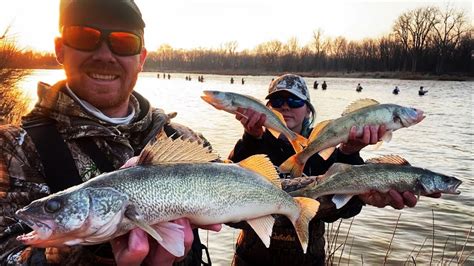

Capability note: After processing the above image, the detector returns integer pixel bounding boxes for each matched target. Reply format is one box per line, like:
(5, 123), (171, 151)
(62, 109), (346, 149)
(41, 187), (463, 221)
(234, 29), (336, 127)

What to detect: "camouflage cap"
(265, 74), (311, 102)
(59, 0), (145, 30)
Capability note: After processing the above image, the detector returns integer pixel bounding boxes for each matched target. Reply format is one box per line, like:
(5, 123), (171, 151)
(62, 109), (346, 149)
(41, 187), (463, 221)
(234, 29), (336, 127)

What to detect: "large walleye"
(280, 99), (425, 177)
(201, 90), (307, 153)
(15, 135), (319, 256)
(290, 155), (462, 209)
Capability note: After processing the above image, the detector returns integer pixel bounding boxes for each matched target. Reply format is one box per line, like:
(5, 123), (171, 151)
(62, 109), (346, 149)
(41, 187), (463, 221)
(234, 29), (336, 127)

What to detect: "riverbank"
(19, 67), (474, 81)
(146, 69), (474, 81)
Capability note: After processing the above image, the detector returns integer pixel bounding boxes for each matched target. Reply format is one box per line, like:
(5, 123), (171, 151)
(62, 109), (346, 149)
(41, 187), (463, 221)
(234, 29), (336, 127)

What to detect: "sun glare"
(1, 0), (60, 53)
(1, 0), (471, 53)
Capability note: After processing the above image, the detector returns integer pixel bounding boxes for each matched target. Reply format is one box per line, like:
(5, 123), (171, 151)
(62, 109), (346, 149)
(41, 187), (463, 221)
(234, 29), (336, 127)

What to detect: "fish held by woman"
(289, 155), (462, 209)
(201, 90), (307, 153)
(15, 135), (319, 256)
(279, 99), (425, 177)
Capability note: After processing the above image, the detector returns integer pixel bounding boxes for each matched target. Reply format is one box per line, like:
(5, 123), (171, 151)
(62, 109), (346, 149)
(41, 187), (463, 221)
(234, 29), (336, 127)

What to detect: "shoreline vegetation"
(143, 69), (474, 82)
(2, 5), (472, 83)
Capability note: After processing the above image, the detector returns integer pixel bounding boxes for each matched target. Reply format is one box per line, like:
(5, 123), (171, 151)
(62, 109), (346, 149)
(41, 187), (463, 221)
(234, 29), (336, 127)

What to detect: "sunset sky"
(0, 0), (471, 53)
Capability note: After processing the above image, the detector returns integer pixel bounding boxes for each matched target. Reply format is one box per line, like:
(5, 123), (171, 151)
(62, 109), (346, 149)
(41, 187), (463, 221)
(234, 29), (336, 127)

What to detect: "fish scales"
(86, 163), (296, 226)
(15, 136), (320, 255)
(280, 101), (425, 177)
(291, 162), (462, 205)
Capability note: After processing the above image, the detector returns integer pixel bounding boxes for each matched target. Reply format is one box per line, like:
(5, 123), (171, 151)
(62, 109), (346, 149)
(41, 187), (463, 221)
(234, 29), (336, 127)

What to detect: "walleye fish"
(15, 135), (319, 256)
(290, 155), (462, 209)
(279, 99), (425, 177)
(201, 90), (307, 153)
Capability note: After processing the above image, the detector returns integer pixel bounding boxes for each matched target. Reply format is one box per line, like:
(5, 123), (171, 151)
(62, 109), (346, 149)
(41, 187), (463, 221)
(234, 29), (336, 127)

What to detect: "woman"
(228, 74), (418, 266)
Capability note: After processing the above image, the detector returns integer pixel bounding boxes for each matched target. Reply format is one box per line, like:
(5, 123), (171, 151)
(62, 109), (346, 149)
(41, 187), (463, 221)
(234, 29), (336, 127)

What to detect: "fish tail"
(292, 197), (320, 253)
(279, 154), (304, 178)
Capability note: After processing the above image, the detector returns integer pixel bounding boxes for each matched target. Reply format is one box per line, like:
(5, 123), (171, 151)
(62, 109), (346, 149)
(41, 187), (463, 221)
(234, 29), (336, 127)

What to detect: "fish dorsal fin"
(138, 134), (219, 165)
(267, 109), (286, 139)
(341, 99), (380, 116)
(308, 120), (332, 142)
(365, 155), (411, 165)
(238, 154), (281, 189)
(324, 163), (352, 178)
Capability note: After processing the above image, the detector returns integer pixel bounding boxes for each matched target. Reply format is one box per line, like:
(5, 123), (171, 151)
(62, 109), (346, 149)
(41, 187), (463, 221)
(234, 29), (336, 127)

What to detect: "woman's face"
(268, 92), (310, 134)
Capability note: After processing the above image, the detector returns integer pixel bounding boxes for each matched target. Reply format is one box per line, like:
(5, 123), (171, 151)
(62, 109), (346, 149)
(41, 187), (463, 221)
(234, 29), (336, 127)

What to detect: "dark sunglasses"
(269, 97), (306, 108)
(62, 26), (142, 56)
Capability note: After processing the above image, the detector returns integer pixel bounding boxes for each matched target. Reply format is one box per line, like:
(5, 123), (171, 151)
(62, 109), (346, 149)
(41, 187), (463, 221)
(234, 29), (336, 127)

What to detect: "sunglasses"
(269, 97), (306, 108)
(62, 26), (142, 56)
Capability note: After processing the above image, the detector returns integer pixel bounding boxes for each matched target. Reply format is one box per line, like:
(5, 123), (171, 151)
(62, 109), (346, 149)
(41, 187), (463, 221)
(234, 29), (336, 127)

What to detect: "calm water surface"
(19, 70), (473, 265)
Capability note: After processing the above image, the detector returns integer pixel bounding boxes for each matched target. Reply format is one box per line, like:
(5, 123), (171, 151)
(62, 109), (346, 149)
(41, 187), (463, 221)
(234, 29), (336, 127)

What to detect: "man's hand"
(339, 125), (387, 155)
(359, 190), (442, 209)
(235, 107), (266, 138)
(110, 219), (222, 266)
(110, 228), (149, 266)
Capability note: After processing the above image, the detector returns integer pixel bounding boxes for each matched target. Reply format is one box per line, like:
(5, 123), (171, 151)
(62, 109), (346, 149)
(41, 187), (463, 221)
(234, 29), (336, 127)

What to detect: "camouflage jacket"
(0, 80), (209, 265)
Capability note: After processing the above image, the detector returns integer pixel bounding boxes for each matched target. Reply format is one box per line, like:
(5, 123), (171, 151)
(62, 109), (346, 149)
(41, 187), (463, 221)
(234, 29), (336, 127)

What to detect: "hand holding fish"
(110, 228), (150, 266)
(235, 107), (266, 138)
(111, 218), (221, 265)
(339, 125), (387, 155)
(359, 190), (417, 209)
(359, 190), (442, 209)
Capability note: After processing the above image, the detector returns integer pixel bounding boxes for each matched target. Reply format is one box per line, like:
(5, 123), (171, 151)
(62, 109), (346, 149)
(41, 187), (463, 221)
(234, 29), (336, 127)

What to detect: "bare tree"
(311, 29), (324, 56)
(432, 5), (469, 73)
(394, 7), (438, 72)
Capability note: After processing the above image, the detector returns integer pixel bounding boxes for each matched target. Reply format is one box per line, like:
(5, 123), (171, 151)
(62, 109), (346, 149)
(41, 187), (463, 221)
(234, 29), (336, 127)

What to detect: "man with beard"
(0, 0), (220, 265)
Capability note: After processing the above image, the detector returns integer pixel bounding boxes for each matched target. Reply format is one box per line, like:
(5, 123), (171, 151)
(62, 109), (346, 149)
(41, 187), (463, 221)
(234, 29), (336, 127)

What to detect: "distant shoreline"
(30, 67), (474, 81)
(146, 69), (474, 81)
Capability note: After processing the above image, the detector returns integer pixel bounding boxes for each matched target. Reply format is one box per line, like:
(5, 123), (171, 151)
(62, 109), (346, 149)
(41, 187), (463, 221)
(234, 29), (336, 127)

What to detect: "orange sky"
(0, 0), (471, 53)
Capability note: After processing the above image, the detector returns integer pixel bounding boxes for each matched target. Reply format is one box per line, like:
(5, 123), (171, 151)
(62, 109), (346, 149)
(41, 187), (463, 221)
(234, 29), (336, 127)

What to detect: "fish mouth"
(16, 222), (54, 245)
(15, 212), (54, 241)
(451, 180), (462, 194)
(417, 111), (426, 123)
(201, 95), (220, 108)
(201, 91), (225, 110)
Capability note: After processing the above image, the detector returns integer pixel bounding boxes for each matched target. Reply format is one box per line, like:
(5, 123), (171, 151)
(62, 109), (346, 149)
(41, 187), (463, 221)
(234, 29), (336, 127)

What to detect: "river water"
(19, 70), (473, 265)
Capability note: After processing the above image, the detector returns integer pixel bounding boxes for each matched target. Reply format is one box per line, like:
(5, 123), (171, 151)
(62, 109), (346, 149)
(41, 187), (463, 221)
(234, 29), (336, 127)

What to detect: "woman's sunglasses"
(62, 26), (142, 56)
(268, 97), (306, 108)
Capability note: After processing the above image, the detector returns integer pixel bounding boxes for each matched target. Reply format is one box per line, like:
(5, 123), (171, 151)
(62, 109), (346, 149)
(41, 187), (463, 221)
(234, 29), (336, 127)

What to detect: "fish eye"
(44, 199), (62, 213)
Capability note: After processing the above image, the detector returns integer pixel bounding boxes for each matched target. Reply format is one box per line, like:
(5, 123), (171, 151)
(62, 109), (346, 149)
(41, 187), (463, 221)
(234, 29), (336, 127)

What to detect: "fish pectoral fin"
(125, 205), (163, 242)
(246, 215), (275, 248)
(151, 222), (186, 257)
(331, 194), (354, 209)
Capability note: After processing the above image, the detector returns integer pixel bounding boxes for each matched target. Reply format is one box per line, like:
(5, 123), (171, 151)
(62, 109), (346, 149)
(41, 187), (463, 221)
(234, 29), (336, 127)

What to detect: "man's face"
(55, 16), (147, 116)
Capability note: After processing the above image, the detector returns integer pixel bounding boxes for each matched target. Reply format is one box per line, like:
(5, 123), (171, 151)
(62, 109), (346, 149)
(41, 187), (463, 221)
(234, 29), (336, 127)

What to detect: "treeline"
(3, 5), (474, 75)
(145, 6), (472, 75)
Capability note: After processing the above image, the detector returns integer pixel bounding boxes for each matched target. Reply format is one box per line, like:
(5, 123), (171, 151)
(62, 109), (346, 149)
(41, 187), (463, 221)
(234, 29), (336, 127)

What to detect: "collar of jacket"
(22, 80), (171, 149)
